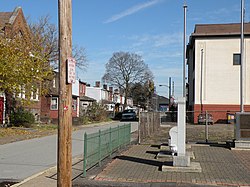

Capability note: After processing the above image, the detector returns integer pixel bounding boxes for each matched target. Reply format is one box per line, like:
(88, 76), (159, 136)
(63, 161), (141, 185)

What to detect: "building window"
(233, 54), (241, 65)
(80, 85), (83, 94)
(53, 78), (56, 88)
(72, 99), (77, 111)
(51, 97), (58, 110)
(31, 88), (39, 101)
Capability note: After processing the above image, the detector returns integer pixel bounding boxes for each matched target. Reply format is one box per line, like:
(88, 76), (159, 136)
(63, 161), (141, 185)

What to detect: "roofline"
(188, 32), (250, 48)
(9, 7), (22, 25)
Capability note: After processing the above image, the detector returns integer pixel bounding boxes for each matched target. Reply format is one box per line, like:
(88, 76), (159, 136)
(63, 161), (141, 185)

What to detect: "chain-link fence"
(160, 110), (237, 125)
(159, 110), (236, 143)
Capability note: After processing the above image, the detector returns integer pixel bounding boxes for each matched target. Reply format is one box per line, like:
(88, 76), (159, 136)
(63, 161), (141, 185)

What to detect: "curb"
(10, 166), (57, 187)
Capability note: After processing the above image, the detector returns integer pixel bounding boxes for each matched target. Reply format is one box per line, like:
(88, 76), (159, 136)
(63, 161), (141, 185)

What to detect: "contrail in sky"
(104, 0), (162, 24)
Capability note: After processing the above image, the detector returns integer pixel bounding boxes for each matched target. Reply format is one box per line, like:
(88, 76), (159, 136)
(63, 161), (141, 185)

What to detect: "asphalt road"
(0, 121), (138, 181)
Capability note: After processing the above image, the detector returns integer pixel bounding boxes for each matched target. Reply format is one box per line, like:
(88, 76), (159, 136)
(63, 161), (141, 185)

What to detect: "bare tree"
(102, 51), (153, 109)
(29, 15), (87, 70)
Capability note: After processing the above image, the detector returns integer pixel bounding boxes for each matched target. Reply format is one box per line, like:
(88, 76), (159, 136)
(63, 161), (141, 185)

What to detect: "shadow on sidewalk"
(115, 155), (172, 170)
(196, 141), (231, 149)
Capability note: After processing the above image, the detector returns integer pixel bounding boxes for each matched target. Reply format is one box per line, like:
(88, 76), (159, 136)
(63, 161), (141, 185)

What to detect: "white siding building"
(187, 23), (250, 123)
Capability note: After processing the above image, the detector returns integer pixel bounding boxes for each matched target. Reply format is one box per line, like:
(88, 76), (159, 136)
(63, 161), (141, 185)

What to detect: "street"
(0, 121), (138, 181)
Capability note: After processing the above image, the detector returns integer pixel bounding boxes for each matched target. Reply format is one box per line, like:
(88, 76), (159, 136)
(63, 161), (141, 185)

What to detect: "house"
(0, 7), (36, 124)
(79, 80), (95, 113)
(158, 95), (169, 112)
(85, 81), (115, 111)
(40, 71), (80, 123)
(187, 23), (250, 123)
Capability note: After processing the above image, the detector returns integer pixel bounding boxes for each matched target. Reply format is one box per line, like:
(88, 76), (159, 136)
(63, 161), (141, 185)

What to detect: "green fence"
(83, 123), (131, 177)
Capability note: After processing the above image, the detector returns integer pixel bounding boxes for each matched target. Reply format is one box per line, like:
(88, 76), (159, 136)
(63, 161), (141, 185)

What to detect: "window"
(80, 85), (83, 93)
(31, 88), (39, 100)
(233, 54), (241, 65)
(72, 99), (77, 111)
(52, 78), (56, 88)
(51, 97), (58, 110)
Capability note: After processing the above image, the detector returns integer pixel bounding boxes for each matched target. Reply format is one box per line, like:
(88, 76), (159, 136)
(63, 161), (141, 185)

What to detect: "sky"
(1, 0), (250, 99)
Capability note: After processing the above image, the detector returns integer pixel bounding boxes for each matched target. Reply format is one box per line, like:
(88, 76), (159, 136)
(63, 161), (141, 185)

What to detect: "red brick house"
(0, 7), (41, 124)
(40, 71), (81, 124)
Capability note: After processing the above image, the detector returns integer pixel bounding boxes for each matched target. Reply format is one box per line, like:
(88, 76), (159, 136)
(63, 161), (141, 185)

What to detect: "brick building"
(0, 7), (40, 124)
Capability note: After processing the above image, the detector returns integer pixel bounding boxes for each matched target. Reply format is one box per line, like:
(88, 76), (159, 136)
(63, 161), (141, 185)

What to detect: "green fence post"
(83, 132), (87, 177)
(98, 129), (101, 166)
(129, 123), (131, 144)
(118, 125), (120, 150)
(109, 127), (112, 157)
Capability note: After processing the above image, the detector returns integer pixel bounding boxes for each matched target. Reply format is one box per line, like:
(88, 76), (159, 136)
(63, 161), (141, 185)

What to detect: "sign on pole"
(67, 57), (76, 84)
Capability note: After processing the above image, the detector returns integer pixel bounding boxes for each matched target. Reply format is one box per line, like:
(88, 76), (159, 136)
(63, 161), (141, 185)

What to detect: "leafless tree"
(102, 51), (153, 109)
(29, 15), (87, 70)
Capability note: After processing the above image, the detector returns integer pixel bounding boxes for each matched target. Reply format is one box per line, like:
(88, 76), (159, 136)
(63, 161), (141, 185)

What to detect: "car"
(121, 109), (137, 121)
(198, 113), (214, 125)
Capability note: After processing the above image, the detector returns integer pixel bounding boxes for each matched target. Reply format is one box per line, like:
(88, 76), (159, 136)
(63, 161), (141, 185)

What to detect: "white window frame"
(51, 97), (58, 110)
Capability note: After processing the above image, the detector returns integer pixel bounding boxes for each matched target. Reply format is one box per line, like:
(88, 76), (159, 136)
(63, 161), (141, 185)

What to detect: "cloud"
(104, 0), (162, 24)
(126, 32), (182, 48)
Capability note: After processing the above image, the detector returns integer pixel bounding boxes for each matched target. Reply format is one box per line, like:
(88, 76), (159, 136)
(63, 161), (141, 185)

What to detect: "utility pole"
(240, 0), (245, 112)
(169, 77), (172, 101)
(58, 0), (73, 186)
(200, 49), (204, 113)
(183, 2), (187, 98)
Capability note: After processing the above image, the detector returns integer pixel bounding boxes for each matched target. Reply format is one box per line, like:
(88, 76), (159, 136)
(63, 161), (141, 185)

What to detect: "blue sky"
(1, 0), (249, 98)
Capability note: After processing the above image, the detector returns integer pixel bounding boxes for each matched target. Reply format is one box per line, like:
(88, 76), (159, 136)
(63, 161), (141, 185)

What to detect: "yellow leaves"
(0, 127), (31, 137)
(0, 36), (53, 100)
(0, 125), (58, 144)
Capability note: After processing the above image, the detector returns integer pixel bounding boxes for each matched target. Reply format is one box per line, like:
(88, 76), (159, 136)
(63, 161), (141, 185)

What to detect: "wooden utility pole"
(58, 0), (73, 186)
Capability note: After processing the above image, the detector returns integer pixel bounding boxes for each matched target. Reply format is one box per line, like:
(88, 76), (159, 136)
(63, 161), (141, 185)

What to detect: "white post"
(177, 97), (186, 156)
(173, 96), (190, 167)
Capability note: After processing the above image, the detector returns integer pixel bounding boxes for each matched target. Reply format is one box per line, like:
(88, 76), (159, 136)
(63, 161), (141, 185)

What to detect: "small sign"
(67, 57), (76, 84)
(64, 106), (68, 111)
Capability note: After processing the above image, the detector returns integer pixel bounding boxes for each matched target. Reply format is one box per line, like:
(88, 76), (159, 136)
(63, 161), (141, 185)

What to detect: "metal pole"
(169, 77), (171, 103)
(240, 0), (245, 112)
(58, 0), (73, 186)
(205, 111), (208, 142)
(183, 3), (187, 97)
(200, 49), (204, 113)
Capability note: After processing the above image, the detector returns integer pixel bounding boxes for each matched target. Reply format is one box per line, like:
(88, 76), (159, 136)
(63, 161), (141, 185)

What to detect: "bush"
(10, 107), (35, 127)
(80, 102), (109, 124)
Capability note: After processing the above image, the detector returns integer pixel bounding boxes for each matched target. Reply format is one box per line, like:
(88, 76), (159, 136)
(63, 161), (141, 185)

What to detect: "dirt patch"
(141, 123), (235, 145)
(0, 125), (58, 145)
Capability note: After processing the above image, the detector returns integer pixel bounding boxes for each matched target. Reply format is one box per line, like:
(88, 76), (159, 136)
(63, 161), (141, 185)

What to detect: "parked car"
(198, 113), (214, 125)
(121, 109), (137, 121)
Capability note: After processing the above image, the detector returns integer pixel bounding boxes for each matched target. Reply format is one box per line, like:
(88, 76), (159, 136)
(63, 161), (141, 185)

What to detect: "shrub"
(10, 107), (35, 127)
(80, 102), (109, 124)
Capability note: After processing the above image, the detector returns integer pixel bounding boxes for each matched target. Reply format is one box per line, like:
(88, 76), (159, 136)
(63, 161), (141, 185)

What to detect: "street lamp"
(159, 84), (171, 103)
(159, 77), (172, 102)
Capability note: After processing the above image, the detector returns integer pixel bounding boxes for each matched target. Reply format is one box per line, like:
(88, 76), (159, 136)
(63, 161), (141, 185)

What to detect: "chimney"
(109, 87), (113, 92)
(95, 81), (100, 87)
(103, 84), (107, 90)
(109, 87), (113, 101)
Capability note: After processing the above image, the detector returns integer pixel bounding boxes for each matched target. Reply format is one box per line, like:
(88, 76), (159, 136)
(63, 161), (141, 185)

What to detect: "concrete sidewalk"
(12, 124), (250, 187)
(14, 142), (250, 187)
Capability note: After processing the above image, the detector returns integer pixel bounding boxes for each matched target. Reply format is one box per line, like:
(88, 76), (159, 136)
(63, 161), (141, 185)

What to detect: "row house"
(79, 80), (95, 112)
(0, 7), (36, 124)
(85, 81), (115, 112)
(40, 72), (81, 124)
(187, 23), (250, 123)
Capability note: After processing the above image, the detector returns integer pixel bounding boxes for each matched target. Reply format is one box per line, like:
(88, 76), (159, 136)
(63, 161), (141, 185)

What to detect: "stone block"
(162, 162), (202, 173)
(173, 155), (190, 167)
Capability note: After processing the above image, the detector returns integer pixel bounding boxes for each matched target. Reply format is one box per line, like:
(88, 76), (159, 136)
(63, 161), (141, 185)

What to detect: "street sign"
(67, 57), (76, 84)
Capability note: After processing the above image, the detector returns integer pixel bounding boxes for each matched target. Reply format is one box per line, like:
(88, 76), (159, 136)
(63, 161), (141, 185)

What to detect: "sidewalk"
(12, 124), (250, 187)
